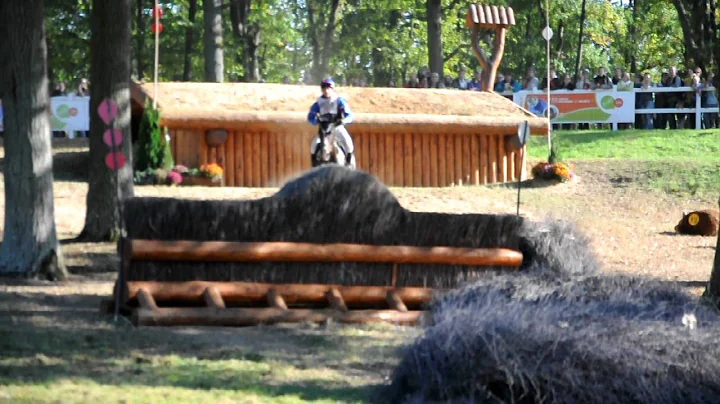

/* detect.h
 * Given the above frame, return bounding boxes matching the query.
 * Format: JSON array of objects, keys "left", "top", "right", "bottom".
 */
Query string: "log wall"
[{"left": 169, "top": 128, "right": 526, "bottom": 188}]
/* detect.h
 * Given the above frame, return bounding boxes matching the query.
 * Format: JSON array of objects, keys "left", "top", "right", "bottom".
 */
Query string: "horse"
[{"left": 311, "top": 113, "right": 354, "bottom": 169}]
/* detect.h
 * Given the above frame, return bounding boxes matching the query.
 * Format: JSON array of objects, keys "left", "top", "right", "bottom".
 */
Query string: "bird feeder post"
[{"left": 466, "top": 5, "right": 516, "bottom": 92}]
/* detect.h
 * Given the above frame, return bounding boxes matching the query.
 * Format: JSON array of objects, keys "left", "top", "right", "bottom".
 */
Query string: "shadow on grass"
[
  {"left": 489, "top": 178, "right": 561, "bottom": 190},
  {"left": 659, "top": 231, "right": 718, "bottom": 239},
  {"left": 0, "top": 289, "right": 407, "bottom": 402}
]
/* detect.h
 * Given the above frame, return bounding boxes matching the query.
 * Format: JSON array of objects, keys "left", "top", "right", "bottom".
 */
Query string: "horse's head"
[{"left": 317, "top": 113, "right": 339, "bottom": 162}]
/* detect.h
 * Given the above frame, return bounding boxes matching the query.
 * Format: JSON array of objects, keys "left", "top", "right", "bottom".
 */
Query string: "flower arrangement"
[
  {"left": 167, "top": 170, "right": 183, "bottom": 185},
  {"left": 133, "top": 167, "right": 183, "bottom": 186},
  {"left": 133, "top": 163, "right": 224, "bottom": 186},
  {"left": 199, "top": 163, "right": 224, "bottom": 179},
  {"left": 531, "top": 161, "right": 575, "bottom": 183}
]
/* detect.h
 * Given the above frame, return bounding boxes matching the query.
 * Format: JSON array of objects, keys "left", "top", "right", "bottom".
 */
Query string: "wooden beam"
[
  {"left": 126, "top": 239, "right": 524, "bottom": 268},
  {"left": 125, "top": 281, "right": 436, "bottom": 308},
  {"left": 132, "top": 307, "right": 426, "bottom": 327}
]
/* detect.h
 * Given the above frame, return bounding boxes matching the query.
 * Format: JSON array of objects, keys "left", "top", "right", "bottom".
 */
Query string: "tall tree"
[
  {"left": 203, "top": 0, "right": 224, "bottom": 82},
  {"left": 305, "top": 0, "right": 341, "bottom": 83},
  {"left": 136, "top": 0, "right": 146, "bottom": 80},
  {"left": 78, "top": 0, "right": 134, "bottom": 241},
  {"left": 230, "top": 0, "right": 260, "bottom": 82},
  {"left": 573, "top": 0, "right": 587, "bottom": 80},
  {"left": 0, "top": 0, "right": 67, "bottom": 279},
  {"left": 426, "top": 0, "right": 443, "bottom": 77},
  {"left": 182, "top": 0, "right": 198, "bottom": 81},
  {"left": 672, "top": 0, "right": 716, "bottom": 71},
  {"left": 705, "top": 197, "right": 720, "bottom": 299}
]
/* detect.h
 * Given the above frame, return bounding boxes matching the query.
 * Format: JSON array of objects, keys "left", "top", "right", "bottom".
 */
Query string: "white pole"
[
  {"left": 545, "top": 0, "right": 551, "bottom": 157},
  {"left": 153, "top": 0, "right": 160, "bottom": 109}
]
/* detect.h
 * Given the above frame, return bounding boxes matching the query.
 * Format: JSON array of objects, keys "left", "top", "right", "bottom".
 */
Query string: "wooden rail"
[
  {"left": 124, "top": 281, "right": 434, "bottom": 308},
  {"left": 126, "top": 239, "right": 524, "bottom": 267}
]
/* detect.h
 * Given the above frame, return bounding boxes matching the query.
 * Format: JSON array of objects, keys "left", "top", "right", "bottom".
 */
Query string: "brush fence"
[
  {"left": 113, "top": 238, "right": 523, "bottom": 327},
  {"left": 168, "top": 119, "right": 528, "bottom": 187}
]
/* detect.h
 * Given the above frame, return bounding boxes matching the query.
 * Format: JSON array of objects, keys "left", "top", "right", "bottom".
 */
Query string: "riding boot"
[{"left": 346, "top": 152, "right": 356, "bottom": 168}]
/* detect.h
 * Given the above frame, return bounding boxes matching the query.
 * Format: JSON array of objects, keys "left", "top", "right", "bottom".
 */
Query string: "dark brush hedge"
[
  {"left": 382, "top": 221, "right": 720, "bottom": 403},
  {"left": 123, "top": 166, "right": 597, "bottom": 288}
]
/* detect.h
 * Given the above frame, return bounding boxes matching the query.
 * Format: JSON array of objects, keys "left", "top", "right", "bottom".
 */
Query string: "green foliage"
[
  {"left": 44, "top": 0, "right": 689, "bottom": 87},
  {"left": 135, "top": 99, "right": 172, "bottom": 172},
  {"left": 161, "top": 127, "right": 174, "bottom": 170},
  {"left": 548, "top": 142, "right": 562, "bottom": 164}
]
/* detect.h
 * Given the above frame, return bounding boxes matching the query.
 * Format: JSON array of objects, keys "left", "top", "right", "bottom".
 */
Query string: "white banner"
[
  {"left": 512, "top": 89, "right": 635, "bottom": 124},
  {"left": 0, "top": 96, "right": 90, "bottom": 133}
]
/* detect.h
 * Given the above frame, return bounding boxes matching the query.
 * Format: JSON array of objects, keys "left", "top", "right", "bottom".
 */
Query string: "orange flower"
[{"left": 200, "top": 163, "right": 223, "bottom": 177}]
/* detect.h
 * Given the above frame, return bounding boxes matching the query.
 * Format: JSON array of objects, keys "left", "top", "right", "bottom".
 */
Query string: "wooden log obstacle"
[{"left": 111, "top": 238, "right": 524, "bottom": 327}]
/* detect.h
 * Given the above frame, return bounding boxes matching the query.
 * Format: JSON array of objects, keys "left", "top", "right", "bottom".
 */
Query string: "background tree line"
[{"left": 46, "top": 0, "right": 719, "bottom": 88}]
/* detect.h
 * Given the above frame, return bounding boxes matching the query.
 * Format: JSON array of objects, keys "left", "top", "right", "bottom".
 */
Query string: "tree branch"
[
  {"left": 444, "top": 43, "right": 470, "bottom": 61},
  {"left": 470, "top": 26, "right": 490, "bottom": 70},
  {"left": 443, "top": 0, "right": 461, "bottom": 13}
]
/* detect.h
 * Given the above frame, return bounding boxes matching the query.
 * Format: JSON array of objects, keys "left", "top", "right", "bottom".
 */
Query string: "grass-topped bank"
[{"left": 527, "top": 129, "right": 720, "bottom": 198}]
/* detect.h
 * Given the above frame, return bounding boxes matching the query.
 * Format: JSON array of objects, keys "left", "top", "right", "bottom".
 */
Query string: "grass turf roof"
[{"left": 132, "top": 81, "right": 542, "bottom": 120}]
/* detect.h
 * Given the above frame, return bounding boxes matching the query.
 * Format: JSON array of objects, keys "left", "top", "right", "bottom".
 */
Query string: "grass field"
[
  {"left": 528, "top": 129, "right": 720, "bottom": 199},
  {"left": 1, "top": 129, "right": 719, "bottom": 403}
]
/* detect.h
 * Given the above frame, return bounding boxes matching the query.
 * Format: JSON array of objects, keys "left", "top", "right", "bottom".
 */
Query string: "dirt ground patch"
[{"left": 0, "top": 139, "right": 717, "bottom": 401}]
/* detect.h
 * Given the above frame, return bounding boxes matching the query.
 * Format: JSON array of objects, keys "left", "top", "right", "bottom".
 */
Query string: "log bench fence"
[{"left": 107, "top": 238, "right": 525, "bottom": 327}]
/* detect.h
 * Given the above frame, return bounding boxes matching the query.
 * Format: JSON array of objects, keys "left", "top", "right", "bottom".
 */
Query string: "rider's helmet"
[{"left": 321, "top": 78, "right": 335, "bottom": 89}]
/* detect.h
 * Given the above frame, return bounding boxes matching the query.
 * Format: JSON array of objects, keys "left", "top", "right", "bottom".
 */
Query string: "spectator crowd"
[{"left": 391, "top": 64, "right": 719, "bottom": 131}]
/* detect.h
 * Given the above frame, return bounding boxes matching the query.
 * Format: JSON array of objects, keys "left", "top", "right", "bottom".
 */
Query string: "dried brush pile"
[
  {"left": 124, "top": 166, "right": 543, "bottom": 290},
  {"left": 383, "top": 219, "right": 720, "bottom": 404}
]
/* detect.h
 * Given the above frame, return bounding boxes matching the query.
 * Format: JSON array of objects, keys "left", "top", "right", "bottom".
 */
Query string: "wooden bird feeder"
[{"left": 466, "top": 4, "right": 516, "bottom": 92}]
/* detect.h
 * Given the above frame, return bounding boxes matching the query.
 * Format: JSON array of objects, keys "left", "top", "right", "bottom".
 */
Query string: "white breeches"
[{"left": 310, "top": 126, "right": 354, "bottom": 155}]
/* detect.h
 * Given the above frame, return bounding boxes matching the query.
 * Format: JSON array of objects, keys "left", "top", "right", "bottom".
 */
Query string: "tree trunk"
[
  {"left": 245, "top": 25, "right": 261, "bottom": 82},
  {"left": 672, "top": 0, "right": 716, "bottom": 71},
  {"left": 203, "top": 0, "right": 223, "bottom": 82},
  {"left": 627, "top": 0, "right": 638, "bottom": 73},
  {"left": 706, "top": 198, "right": 720, "bottom": 299},
  {"left": 0, "top": 0, "right": 67, "bottom": 280},
  {"left": 182, "top": 0, "right": 197, "bottom": 81},
  {"left": 574, "top": 0, "right": 587, "bottom": 81},
  {"left": 426, "top": 0, "right": 443, "bottom": 77},
  {"left": 79, "top": 0, "right": 134, "bottom": 242},
  {"left": 229, "top": 0, "right": 261, "bottom": 82},
  {"left": 135, "top": 0, "right": 145, "bottom": 80},
  {"left": 319, "top": 0, "right": 340, "bottom": 80},
  {"left": 306, "top": 0, "right": 340, "bottom": 83}
]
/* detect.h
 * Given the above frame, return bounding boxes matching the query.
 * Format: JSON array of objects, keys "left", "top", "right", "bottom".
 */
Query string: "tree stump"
[{"left": 674, "top": 209, "right": 719, "bottom": 237}]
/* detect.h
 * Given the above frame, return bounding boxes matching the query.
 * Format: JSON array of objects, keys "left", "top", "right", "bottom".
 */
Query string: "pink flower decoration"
[{"left": 167, "top": 171, "right": 183, "bottom": 185}]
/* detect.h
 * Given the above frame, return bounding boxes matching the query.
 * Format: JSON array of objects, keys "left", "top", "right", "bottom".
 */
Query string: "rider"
[{"left": 307, "top": 77, "right": 355, "bottom": 167}]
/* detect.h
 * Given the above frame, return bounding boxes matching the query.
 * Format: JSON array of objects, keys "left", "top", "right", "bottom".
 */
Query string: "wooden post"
[
  {"left": 203, "top": 286, "right": 226, "bottom": 308},
  {"left": 267, "top": 288, "right": 288, "bottom": 310},
  {"left": 326, "top": 288, "right": 349, "bottom": 312},
  {"left": 466, "top": 5, "right": 515, "bottom": 92},
  {"left": 137, "top": 289, "right": 158, "bottom": 310},
  {"left": 386, "top": 290, "right": 409, "bottom": 312}
]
